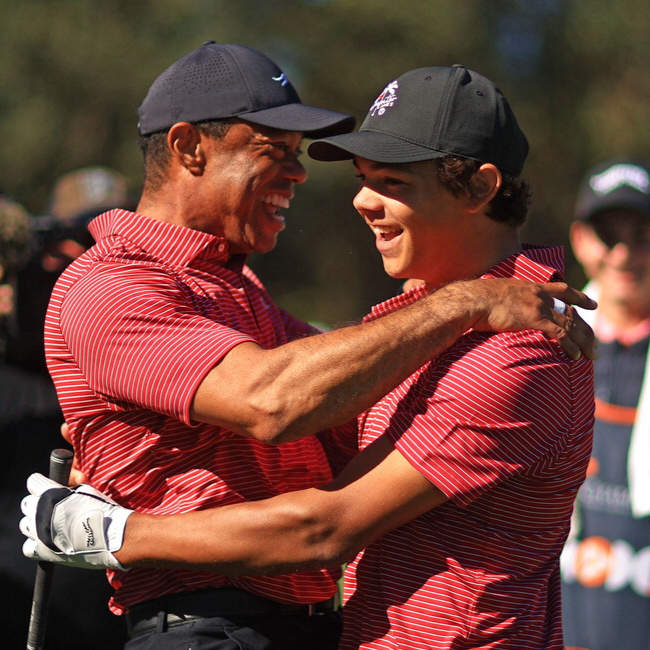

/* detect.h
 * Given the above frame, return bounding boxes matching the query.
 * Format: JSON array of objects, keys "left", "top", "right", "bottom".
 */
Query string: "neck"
[
  {"left": 136, "top": 186, "right": 218, "bottom": 236},
  {"left": 136, "top": 190, "right": 181, "bottom": 226},
  {"left": 424, "top": 229, "right": 522, "bottom": 290}
]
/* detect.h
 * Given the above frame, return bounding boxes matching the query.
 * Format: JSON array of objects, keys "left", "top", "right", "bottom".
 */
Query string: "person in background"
[
  {"left": 561, "top": 157, "right": 650, "bottom": 650},
  {"left": 0, "top": 196, "right": 31, "bottom": 322},
  {"left": 0, "top": 196, "right": 52, "bottom": 417},
  {"left": 8, "top": 166, "right": 135, "bottom": 377},
  {"left": 0, "top": 194, "right": 128, "bottom": 649},
  {"left": 22, "top": 64, "right": 596, "bottom": 650},
  {"left": 2, "top": 167, "right": 133, "bottom": 649}
]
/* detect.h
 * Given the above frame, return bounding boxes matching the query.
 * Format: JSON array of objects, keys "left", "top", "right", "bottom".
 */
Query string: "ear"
[
  {"left": 569, "top": 221, "right": 594, "bottom": 266},
  {"left": 167, "top": 122, "right": 205, "bottom": 175},
  {"left": 466, "top": 163, "right": 502, "bottom": 213},
  {"left": 570, "top": 219, "right": 608, "bottom": 282}
]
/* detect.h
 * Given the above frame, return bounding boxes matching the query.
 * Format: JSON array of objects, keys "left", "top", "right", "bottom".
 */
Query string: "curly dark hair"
[
  {"left": 138, "top": 120, "right": 232, "bottom": 192},
  {"left": 434, "top": 155, "right": 531, "bottom": 227}
]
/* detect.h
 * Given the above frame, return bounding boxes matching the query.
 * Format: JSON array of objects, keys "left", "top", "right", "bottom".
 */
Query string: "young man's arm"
[
  {"left": 21, "top": 434, "right": 444, "bottom": 573},
  {"left": 121, "top": 435, "right": 440, "bottom": 573},
  {"left": 191, "top": 278, "right": 595, "bottom": 444}
]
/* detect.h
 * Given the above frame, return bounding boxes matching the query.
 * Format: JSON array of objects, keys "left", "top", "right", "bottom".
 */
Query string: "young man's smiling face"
[{"left": 352, "top": 157, "right": 474, "bottom": 288}]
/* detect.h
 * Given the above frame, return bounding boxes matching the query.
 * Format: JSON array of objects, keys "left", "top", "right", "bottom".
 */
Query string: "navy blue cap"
[
  {"left": 138, "top": 42, "right": 355, "bottom": 139},
  {"left": 308, "top": 65, "right": 528, "bottom": 176}
]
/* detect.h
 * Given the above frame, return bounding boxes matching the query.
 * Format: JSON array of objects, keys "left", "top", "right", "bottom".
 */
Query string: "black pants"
[
  {"left": 124, "top": 588, "right": 342, "bottom": 650},
  {"left": 124, "top": 611, "right": 342, "bottom": 650}
]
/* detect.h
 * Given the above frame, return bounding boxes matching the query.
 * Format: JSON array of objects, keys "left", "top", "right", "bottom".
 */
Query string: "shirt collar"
[
  {"left": 88, "top": 209, "right": 233, "bottom": 268},
  {"left": 480, "top": 244, "right": 564, "bottom": 283},
  {"left": 366, "top": 245, "right": 565, "bottom": 318},
  {"left": 596, "top": 316, "right": 650, "bottom": 345}
]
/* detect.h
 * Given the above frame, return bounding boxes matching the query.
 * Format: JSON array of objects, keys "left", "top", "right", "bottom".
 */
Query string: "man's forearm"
[
  {"left": 192, "top": 278, "right": 594, "bottom": 444},
  {"left": 114, "top": 435, "right": 445, "bottom": 574},
  {"left": 193, "top": 281, "right": 473, "bottom": 443}
]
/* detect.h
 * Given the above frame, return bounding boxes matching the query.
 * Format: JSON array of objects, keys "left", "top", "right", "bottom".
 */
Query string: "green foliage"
[{"left": 1, "top": 0, "right": 649, "bottom": 321}]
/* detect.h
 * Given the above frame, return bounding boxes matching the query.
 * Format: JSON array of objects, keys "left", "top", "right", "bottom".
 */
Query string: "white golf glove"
[{"left": 20, "top": 473, "right": 133, "bottom": 571}]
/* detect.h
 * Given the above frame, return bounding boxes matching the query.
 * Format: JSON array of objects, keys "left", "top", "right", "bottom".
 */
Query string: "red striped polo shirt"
[
  {"left": 45, "top": 209, "right": 342, "bottom": 614},
  {"left": 340, "top": 246, "right": 595, "bottom": 650}
]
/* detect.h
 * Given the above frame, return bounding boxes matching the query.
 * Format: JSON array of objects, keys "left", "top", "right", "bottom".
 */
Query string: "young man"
[
  {"left": 23, "top": 65, "right": 595, "bottom": 650},
  {"left": 561, "top": 158, "right": 650, "bottom": 650}
]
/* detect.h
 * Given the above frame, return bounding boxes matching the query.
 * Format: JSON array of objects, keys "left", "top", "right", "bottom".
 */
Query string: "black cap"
[
  {"left": 308, "top": 65, "right": 528, "bottom": 176},
  {"left": 138, "top": 42, "right": 355, "bottom": 138},
  {"left": 575, "top": 158, "right": 650, "bottom": 221}
]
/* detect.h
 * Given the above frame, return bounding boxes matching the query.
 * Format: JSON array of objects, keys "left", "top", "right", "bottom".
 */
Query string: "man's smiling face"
[{"left": 199, "top": 121, "right": 307, "bottom": 255}]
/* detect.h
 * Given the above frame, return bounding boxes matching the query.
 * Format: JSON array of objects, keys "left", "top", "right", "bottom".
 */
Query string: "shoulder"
[
  {"left": 50, "top": 256, "right": 196, "bottom": 343},
  {"left": 444, "top": 328, "right": 570, "bottom": 377},
  {"left": 409, "top": 329, "right": 579, "bottom": 419}
]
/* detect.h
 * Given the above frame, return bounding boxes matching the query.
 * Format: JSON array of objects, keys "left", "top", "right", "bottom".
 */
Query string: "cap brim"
[
  {"left": 578, "top": 199, "right": 650, "bottom": 221},
  {"left": 308, "top": 130, "right": 449, "bottom": 163},
  {"left": 242, "top": 103, "right": 355, "bottom": 139}
]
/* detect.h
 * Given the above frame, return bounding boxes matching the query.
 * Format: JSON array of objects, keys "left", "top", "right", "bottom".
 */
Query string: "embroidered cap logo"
[
  {"left": 272, "top": 73, "right": 290, "bottom": 87},
  {"left": 369, "top": 80, "right": 399, "bottom": 117},
  {"left": 590, "top": 164, "right": 650, "bottom": 197}
]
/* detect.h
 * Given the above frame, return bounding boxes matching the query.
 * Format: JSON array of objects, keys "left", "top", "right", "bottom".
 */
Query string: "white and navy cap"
[
  {"left": 575, "top": 158, "right": 650, "bottom": 221},
  {"left": 138, "top": 41, "right": 355, "bottom": 139}
]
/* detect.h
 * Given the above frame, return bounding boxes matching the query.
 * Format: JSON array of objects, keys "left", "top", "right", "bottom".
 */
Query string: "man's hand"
[
  {"left": 59, "top": 422, "right": 87, "bottom": 485},
  {"left": 20, "top": 473, "right": 132, "bottom": 571},
  {"left": 448, "top": 279, "right": 598, "bottom": 361}
]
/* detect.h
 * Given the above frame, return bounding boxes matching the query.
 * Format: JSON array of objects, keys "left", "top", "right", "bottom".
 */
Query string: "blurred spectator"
[
  {"left": 0, "top": 197, "right": 32, "bottom": 329},
  {"left": 0, "top": 184, "right": 129, "bottom": 649},
  {"left": 0, "top": 196, "right": 53, "bottom": 415},
  {"left": 48, "top": 165, "right": 131, "bottom": 223},
  {"left": 561, "top": 157, "right": 650, "bottom": 650},
  {"left": 7, "top": 167, "right": 135, "bottom": 375}
]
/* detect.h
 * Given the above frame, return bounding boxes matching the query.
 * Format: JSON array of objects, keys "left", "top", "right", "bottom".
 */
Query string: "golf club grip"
[{"left": 26, "top": 448, "right": 74, "bottom": 650}]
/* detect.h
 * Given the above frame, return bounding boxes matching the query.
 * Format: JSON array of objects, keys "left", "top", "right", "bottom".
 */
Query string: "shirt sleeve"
[
  {"left": 387, "top": 330, "right": 577, "bottom": 507},
  {"left": 58, "top": 262, "right": 255, "bottom": 424}
]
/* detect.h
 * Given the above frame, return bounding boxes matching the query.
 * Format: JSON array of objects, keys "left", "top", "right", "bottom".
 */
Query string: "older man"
[{"left": 23, "top": 63, "right": 596, "bottom": 650}]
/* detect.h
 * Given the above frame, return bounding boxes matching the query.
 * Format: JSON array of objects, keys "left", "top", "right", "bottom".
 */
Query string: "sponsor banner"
[{"left": 561, "top": 537, "right": 650, "bottom": 596}]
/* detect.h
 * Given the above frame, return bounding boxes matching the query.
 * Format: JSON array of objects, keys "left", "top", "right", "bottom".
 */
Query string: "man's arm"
[{"left": 191, "top": 278, "right": 595, "bottom": 444}]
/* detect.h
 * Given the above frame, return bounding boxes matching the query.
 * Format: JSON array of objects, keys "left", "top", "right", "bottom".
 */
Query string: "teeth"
[
  {"left": 262, "top": 194, "right": 290, "bottom": 209},
  {"left": 371, "top": 226, "right": 401, "bottom": 235}
]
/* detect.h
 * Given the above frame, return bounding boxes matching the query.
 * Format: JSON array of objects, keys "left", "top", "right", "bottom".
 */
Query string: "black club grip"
[{"left": 26, "top": 448, "right": 74, "bottom": 650}]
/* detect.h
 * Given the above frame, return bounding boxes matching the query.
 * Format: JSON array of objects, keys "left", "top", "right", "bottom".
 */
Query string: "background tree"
[{"left": 1, "top": 0, "right": 648, "bottom": 324}]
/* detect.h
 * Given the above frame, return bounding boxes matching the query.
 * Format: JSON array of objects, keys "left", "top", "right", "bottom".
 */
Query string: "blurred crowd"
[{"left": 0, "top": 167, "right": 135, "bottom": 649}]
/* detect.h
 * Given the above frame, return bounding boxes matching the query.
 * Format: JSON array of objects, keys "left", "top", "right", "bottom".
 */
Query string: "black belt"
[{"left": 126, "top": 587, "right": 340, "bottom": 638}]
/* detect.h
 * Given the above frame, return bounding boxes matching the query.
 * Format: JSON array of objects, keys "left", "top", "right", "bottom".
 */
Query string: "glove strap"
[{"left": 36, "top": 487, "right": 73, "bottom": 551}]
